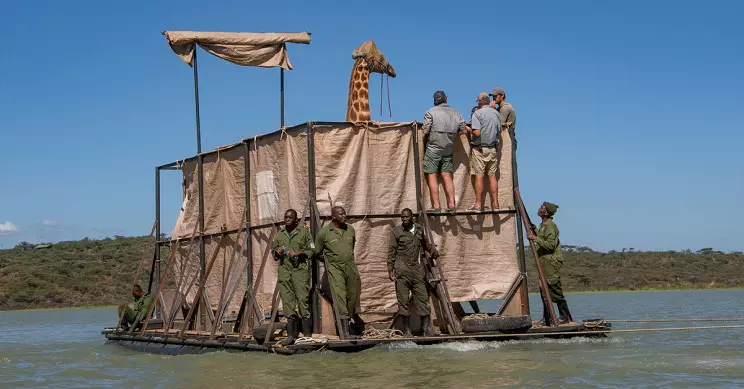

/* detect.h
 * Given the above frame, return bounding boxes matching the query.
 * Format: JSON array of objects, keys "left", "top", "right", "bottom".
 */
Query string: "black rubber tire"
[
  {"left": 251, "top": 322, "right": 286, "bottom": 345},
  {"left": 461, "top": 315, "right": 532, "bottom": 334}
]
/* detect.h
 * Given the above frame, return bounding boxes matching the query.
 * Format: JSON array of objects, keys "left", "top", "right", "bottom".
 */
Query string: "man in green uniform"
[
  {"left": 117, "top": 284, "right": 153, "bottom": 331},
  {"left": 387, "top": 208, "right": 439, "bottom": 336},
  {"left": 526, "top": 201, "right": 574, "bottom": 325},
  {"left": 314, "top": 206, "right": 361, "bottom": 339},
  {"left": 272, "top": 208, "right": 314, "bottom": 345}
]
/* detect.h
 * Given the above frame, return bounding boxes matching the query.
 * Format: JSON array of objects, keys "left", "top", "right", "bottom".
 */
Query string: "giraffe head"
[{"left": 351, "top": 40, "right": 396, "bottom": 78}]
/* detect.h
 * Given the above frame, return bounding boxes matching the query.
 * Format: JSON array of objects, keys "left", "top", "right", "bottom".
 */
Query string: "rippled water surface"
[{"left": 2, "top": 290, "right": 743, "bottom": 388}]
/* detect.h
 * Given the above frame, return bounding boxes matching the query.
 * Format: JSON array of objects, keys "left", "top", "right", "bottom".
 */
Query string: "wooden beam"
[
  {"left": 137, "top": 220, "right": 199, "bottom": 335},
  {"left": 178, "top": 231, "right": 227, "bottom": 338}
]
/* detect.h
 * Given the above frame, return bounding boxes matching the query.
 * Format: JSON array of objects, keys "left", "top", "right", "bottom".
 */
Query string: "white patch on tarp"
[{"left": 255, "top": 170, "right": 278, "bottom": 221}]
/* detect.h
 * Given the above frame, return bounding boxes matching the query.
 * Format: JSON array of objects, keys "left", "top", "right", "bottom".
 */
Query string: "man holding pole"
[
  {"left": 526, "top": 202, "right": 574, "bottom": 325},
  {"left": 314, "top": 206, "right": 361, "bottom": 339},
  {"left": 387, "top": 208, "right": 439, "bottom": 336},
  {"left": 272, "top": 208, "right": 314, "bottom": 345}
]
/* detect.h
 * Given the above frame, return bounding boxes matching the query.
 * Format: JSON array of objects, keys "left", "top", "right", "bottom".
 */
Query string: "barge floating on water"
[{"left": 102, "top": 30, "right": 613, "bottom": 355}]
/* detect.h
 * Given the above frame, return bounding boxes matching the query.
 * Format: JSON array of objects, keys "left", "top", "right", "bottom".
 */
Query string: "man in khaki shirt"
[{"left": 490, "top": 87, "right": 517, "bottom": 149}]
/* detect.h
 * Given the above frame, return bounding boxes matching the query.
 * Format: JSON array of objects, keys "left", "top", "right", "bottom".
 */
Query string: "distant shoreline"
[
  {"left": 1, "top": 235, "right": 742, "bottom": 312},
  {"left": 3, "top": 288, "right": 744, "bottom": 313}
]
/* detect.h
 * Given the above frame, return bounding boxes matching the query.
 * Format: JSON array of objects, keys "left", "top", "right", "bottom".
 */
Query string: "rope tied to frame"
[{"left": 361, "top": 328, "right": 404, "bottom": 339}]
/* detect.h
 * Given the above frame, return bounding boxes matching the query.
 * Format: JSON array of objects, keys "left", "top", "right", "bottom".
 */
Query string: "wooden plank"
[
  {"left": 417, "top": 196, "right": 462, "bottom": 335},
  {"left": 164, "top": 232, "right": 201, "bottom": 329},
  {"left": 238, "top": 226, "right": 279, "bottom": 340},
  {"left": 262, "top": 283, "right": 282, "bottom": 343},
  {"left": 209, "top": 212, "right": 247, "bottom": 339},
  {"left": 137, "top": 220, "right": 199, "bottom": 335},
  {"left": 514, "top": 188, "right": 559, "bottom": 327},
  {"left": 177, "top": 231, "right": 227, "bottom": 338},
  {"left": 497, "top": 275, "right": 526, "bottom": 317}
]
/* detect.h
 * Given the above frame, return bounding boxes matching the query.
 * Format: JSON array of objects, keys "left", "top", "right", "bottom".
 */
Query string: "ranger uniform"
[
  {"left": 532, "top": 202, "right": 573, "bottom": 324},
  {"left": 117, "top": 285, "right": 153, "bottom": 330},
  {"left": 387, "top": 216, "right": 438, "bottom": 336},
  {"left": 314, "top": 220, "right": 361, "bottom": 338},
  {"left": 271, "top": 222, "right": 313, "bottom": 342}
]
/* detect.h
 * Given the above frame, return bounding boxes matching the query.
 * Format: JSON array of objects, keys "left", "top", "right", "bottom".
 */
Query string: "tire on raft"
[
  {"left": 460, "top": 315, "right": 533, "bottom": 334},
  {"left": 251, "top": 322, "right": 287, "bottom": 345}
]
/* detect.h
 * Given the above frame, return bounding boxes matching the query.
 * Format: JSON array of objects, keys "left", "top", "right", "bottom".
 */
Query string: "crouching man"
[
  {"left": 387, "top": 208, "right": 439, "bottom": 336},
  {"left": 117, "top": 284, "right": 153, "bottom": 331}
]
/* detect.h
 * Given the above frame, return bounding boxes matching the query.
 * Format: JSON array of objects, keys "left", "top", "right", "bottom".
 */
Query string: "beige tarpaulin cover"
[
  {"left": 169, "top": 122, "right": 518, "bottom": 320},
  {"left": 163, "top": 31, "right": 311, "bottom": 70}
]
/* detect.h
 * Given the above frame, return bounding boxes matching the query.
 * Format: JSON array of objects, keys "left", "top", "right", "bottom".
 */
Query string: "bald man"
[{"left": 314, "top": 206, "right": 361, "bottom": 339}]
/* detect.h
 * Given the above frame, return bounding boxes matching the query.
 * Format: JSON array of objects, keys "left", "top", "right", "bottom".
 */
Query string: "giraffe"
[{"left": 345, "top": 40, "right": 396, "bottom": 123}]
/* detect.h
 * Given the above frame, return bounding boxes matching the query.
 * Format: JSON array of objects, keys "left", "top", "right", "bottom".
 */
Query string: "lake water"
[{"left": 1, "top": 289, "right": 743, "bottom": 388}]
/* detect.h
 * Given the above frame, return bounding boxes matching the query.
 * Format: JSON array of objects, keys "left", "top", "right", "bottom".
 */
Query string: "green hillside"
[{"left": 0, "top": 237, "right": 742, "bottom": 311}]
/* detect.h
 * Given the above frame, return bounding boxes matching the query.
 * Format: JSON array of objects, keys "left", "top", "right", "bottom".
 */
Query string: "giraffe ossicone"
[{"left": 345, "top": 41, "right": 396, "bottom": 123}]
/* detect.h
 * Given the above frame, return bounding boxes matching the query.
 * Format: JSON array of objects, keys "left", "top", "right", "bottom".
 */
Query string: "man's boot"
[
  {"left": 301, "top": 317, "right": 313, "bottom": 337},
  {"left": 401, "top": 315, "right": 413, "bottom": 337},
  {"left": 420, "top": 315, "right": 433, "bottom": 337},
  {"left": 280, "top": 316, "right": 297, "bottom": 346},
  {"left": 557, "top": 301, "right": 574, "bottom": 324},
  {"left": 341, "top": 318, "right": 359, "bottom": 339},
  {"left": 541, "top": 302, "right": 553, "bottom": 326}
]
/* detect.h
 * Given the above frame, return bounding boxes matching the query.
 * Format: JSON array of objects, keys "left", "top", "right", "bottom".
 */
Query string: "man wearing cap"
[
  {"left": 468, "top": 92, "right": 502, "bottom": 211},
  {"left": 489, "top": 88, "right": 517, "bottom": 149},
  {"left": 422, "top": 90, "right": 468, "bottom": 213},
  {"left": 526, "top": 201, "right": 574, "bottom": 325}
]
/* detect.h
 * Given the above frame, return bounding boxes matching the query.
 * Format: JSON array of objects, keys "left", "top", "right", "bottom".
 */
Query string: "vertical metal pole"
[
  {"left": 280, "top": 67, "right": 285, "bottom": 129},
  {"left": 306, "top": 122, "right": 320, "bottom": 332},
  {"left": 244, "top": 141, "right": 254, "bottom": 332},
  {"left": 510, "top": 130, "right": 529, "bottom": 314},
  {"left": 193, "top": 48, "right": 207, "bottom": 330},
  {"left": 411, "top": 123, "right": 423, "bottom": 213},
  {"left": 155, "top": 167, "right": 161, "bottom": 317}
]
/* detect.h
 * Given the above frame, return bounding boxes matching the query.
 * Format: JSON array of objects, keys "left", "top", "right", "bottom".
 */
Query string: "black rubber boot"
[
  {"left": 341, "top": 319, "right": 360, "bottom": 339},
  {"left": 420, "top": 315, "right": 432, "bottom": 337},
  {"left": 542, "top": 301, "right": 553, "bottom": 326},
  {"left": 280, "top": 316, "right": 297, "bottom": 346},
  {"left": 401, "top": 315, "right": 413, "bottom": 337},
  {"left": 301, "top": 317, "right": 313, "bottom": 337},
  {"left": 557, "top": 301, "right": 574, "bottom": 324}
]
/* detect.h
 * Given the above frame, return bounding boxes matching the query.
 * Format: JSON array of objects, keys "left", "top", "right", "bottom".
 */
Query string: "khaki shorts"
[
  {"left": 423, "top": 149, "right": 453, "bottom": 174},
  {"left": 470, "top": 146, "right": 499, "bottom": 176}
]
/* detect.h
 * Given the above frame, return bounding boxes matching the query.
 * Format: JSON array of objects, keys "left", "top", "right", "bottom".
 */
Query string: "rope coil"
[{"left": 362, "top": 328, "right": 404, "bottom": 339}]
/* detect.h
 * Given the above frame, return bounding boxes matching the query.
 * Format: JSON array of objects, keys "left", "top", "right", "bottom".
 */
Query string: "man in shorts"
[
  {"left": 422, "top": 90, "right": 468, "bottom": 213},
  {"left": 469, "top": 92, "right": 502, "bottom": 211}
]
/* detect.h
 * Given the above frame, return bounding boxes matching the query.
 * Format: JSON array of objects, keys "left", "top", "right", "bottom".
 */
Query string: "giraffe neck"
[{"left": 346, "top": 57, "right": 371, "bottom": 122}]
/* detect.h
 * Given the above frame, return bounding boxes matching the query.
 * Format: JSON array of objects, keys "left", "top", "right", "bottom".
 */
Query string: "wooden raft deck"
[{"left": 101, "top": 321, "right": 612, "bottom": 356}]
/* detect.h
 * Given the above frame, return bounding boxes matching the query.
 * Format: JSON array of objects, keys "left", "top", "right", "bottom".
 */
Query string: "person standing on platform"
[
  {"left": 272, "top": 208, "right": 314, "bottom": 345},
  {"left": 387, "top": 208, "right": 439, "bottom": 336},
  {"left": 314, "top": 206, "right": 362, "bottom": 339},
  {"left": 422, "top": 90, "right": 468, "bottom": 213},
  {"left": 526, "top": 201, "right": 574, "bottom": 325}
]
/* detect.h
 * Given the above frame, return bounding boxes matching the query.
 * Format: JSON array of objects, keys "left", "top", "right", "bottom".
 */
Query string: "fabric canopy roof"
[{"left": 163, "top": 31, "right": 311, "bottom": 70}]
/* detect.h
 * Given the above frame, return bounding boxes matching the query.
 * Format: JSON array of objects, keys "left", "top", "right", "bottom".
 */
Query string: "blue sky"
[{"left": 0, "top": 0, "right": 742, "bottom": 252}]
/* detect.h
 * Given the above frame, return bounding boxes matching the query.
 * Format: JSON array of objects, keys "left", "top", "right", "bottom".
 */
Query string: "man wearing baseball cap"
[
  {"left": 489, "top": 88, "right": 517, "bottom": 149},
  {"left": 469, "top": 92, "right": 502, "bottom": 211},
  {"left": 422, "top": 90, "right": 468, "bottom": 213}
]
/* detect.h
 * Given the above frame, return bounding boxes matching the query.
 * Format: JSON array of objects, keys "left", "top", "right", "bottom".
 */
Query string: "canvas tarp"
[
  {"left": 169, "top": 121, "right": 518, "bottom": 320},
  {"left": 163, "top": 31, "right": 311, "bottom": 70}
]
